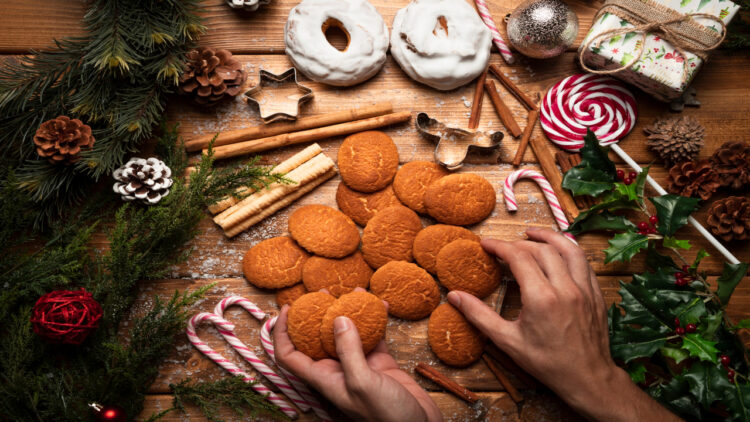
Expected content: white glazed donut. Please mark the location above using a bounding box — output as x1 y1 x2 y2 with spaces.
285 0 389 87
390 0 492 91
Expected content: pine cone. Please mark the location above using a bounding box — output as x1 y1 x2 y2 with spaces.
33 116 95 165
178 47 246 106
710 141 750 191
112 157 173 205
667 160 720 201
644 116 704 166
706 196 750 242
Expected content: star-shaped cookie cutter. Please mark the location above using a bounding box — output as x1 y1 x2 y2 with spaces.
416 112 504 170
244 68 314 124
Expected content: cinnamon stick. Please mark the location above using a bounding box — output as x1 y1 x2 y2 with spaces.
415 362 479 404
528 133 580 221
482 355 524 403
484 344 540 390
468 71 488 130
184 103 393 152
484 80 523 138
200 111 412 162
512 109 539 166
488 64 537 112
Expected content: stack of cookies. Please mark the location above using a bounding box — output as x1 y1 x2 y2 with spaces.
241 130 503 367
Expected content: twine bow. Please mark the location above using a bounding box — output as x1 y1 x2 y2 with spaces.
579 0 727 85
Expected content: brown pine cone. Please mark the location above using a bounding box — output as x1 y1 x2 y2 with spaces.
667 160 720 201
33 116 95 165
710 141 750 191
706 196 750 242
178 47 246 106
644 116 704 166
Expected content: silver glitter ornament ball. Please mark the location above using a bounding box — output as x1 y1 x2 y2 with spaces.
506 0 579 59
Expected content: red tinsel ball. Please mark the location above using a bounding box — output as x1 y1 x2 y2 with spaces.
30 288 103 345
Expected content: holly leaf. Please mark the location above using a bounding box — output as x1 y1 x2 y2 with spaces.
634 166 649 206
681 333 719 363
700 312 723 339
566 211 636 236
650 195 700 237
604 231 649 263
735 319 750 330
649 377 703 420
561 167 615 197
628 362 648 383
725 383 750 422
681 361 734 408
580 130 617 176
691 249 709 271
645 245 679 271
716 262 750 306
619 276 694 329
663 236 691 250
611 325 670 362
673 298 707 325
660 345 690 364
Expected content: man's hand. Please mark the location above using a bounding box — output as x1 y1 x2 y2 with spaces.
274 303 443 422
447 228 681 422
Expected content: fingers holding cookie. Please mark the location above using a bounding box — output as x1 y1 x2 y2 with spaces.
287 291 337 360
320 291 388 358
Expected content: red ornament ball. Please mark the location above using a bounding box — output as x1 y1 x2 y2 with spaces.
30 288 102 345
91 404 127 422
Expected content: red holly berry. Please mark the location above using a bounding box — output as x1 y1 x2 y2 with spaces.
675 278 688 287
638 222 649 231
616 170 625 181
675 272 686 279
649 215 659 226
729 374 735 383
674 317 681 327
624 177 634 185
728 369 736 378
721 355 731 366
686 323 697 333
675 327 686 335
629 171 637 180
648 227 658 234
682 265 690 273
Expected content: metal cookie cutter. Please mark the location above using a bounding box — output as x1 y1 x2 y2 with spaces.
416 112 504 170
244 68 314 124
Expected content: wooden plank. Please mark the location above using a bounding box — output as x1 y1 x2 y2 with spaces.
0 0 600 54
129 276 749 395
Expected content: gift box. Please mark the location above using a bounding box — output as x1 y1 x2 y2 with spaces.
579 0 740 102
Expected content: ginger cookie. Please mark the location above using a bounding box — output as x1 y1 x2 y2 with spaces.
336 182 402 226
436 239 501 298
413 225 481 274
276 283 308 308
302 251 373 297
287 292 337 360
369 261 440 320
320 291 388 358
338 131 399 193
288 205 360 258
423 173 496 225
243 236 309 289
392 161 449 214
428 303 485 367
361 205 422 268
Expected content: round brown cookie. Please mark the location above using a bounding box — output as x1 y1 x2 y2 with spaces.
423 173 496 225
302 251 373 297
392 161 449 214
412 225 481 274
436 239 501 298
320 291 388 358
275 283 308 308
336 183 403 226
361 205 422 268
338 131 399 193
243 236 309 289
369 261 440 320
287 292 336 360
428 303 484 367
288 205 360 258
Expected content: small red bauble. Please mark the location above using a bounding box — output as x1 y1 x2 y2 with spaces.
90 403 127 422
30 288 102 345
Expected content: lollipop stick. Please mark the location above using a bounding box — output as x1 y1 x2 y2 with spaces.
609 144 740 265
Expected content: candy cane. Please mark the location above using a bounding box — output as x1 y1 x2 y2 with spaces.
504 169 576 243
262 316 333 422
185 312 299 418
474 0 515 64
212 297 311 412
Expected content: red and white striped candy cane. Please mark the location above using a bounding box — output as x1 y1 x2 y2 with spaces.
262 316 333 422
504 169 576 243
474 0 514 63
185 312 299 419
212 297 311 412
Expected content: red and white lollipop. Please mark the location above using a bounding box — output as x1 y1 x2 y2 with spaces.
540 73 637 151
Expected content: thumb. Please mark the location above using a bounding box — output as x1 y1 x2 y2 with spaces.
334 316 371 389
447 291 518 350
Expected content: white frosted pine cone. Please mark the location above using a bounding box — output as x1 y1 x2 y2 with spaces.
225 0 270 11
112 157 173 205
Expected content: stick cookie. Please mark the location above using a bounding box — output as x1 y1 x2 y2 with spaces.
428 303 485 367
413 224 480 274
302 251 373 297
436 239 501 299
289 204 360 258
361 205 422 268
243 236 309 289
424 173 496 225
392 161 448 214
338 131 399 193
370 261 440 320
336 182 402 226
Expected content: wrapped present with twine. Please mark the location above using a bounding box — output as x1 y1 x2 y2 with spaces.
579 0 739 102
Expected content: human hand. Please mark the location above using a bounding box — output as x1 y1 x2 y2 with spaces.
447 228 681 422
274 302 443 422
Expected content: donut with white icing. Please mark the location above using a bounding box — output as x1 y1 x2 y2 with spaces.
391 0 492 91
285 0 389 87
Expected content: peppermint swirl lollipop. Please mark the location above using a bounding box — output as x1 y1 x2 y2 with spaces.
540 73 637 151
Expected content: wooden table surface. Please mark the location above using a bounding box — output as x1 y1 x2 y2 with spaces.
2 1 748 421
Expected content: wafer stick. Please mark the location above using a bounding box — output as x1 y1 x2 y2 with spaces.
201 111 411 162
184 103 394 152
208 144 323 214
512 109 539 166
224 168 336 237
216 154 334 230
488 64 537 111
484 80 522 138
